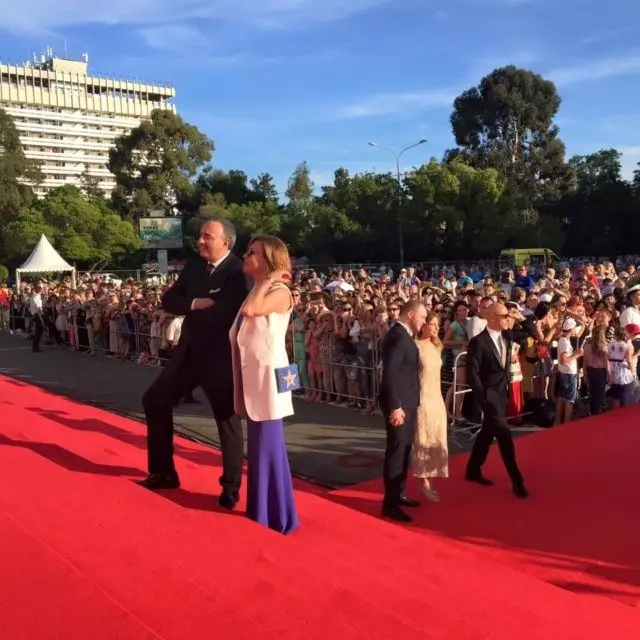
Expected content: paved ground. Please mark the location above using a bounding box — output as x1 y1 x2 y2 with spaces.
0 333 414 487
1 333 529 487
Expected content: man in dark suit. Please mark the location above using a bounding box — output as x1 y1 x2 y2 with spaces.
138 219 250 510
379 300 428 523
465 302 529 498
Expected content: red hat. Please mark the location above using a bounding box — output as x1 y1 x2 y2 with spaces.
625 323 640 336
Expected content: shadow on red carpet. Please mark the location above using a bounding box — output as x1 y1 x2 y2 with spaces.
329 405 640 607
1 375 640 640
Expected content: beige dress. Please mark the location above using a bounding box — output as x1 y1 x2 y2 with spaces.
411 340 449 478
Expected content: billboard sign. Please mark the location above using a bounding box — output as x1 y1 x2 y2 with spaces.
139 217 183 249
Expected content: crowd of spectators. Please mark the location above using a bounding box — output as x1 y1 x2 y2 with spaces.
2 255 640 426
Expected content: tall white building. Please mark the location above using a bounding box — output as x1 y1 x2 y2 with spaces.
0 49 176 197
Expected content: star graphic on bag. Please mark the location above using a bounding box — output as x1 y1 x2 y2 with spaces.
283 370 297 388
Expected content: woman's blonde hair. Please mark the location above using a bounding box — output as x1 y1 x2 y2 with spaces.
422 311 442 348
591 324 608 356
248 235 292 274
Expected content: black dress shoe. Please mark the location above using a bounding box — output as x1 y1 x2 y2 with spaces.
218 492 239 511
513 484 530 499
137 473 180 490
465 472 494 486
382 504 413 523
399 496 421 508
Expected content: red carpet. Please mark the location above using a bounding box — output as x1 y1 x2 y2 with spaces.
0 376 639 640
333 405 640 609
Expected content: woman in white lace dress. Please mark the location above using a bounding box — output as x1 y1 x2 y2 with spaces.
411 311 449 502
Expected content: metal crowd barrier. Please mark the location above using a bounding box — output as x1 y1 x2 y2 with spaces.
288 322 381 410
7 310 585 433
6 311 173 366
446 349 596 449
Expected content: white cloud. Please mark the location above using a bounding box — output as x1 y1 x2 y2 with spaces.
548 52 640 86
580 27 637 47
0 0 392 33
138 25 209 52
334 90 454 120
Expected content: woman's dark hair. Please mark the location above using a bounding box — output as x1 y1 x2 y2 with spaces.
534 301 551 321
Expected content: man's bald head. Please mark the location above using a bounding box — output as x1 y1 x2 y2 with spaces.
486 302 510 331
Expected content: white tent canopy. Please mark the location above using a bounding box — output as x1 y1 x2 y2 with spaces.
15 234 76 288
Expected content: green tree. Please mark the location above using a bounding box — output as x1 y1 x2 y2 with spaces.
450 66 574 206
286 161 314 204
185 193 228 248
109 110 213 219
330 171 398 262
320 168 352 211
250 172 279 203
569 148 622 193
3 186 139 263
196 168 255 205
79 168 104 201
298 201 361 262
404 158 508 259
0 108 41 228
2 206 54 260
554 149 634 255
281 162 315 249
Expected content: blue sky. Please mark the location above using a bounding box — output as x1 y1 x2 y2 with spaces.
1 0 640 197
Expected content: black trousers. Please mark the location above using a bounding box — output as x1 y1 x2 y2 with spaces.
142 347 243 494
466 399 523 486
383 407 417 506
32 315 44 352
586 367 607 415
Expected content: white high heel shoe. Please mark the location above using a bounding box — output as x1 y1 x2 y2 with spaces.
419 484 440 502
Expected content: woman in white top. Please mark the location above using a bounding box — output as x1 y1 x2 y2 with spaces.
607 326 636 410
554 317 583 425
229 235 299 535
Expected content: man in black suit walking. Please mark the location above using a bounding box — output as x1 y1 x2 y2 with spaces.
138 219 250 510
379 300 428 523
465 302 529 498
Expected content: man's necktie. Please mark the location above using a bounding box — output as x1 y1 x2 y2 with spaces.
207 263 215 277
499 336 506 368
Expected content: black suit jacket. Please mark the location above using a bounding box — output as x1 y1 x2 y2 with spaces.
162 253 250 384
379 323 420 414
467 329 512 407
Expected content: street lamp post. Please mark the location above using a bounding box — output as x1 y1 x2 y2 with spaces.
368 139 427 268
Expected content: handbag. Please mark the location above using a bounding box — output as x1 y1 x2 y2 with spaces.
536 342 550 360
275 363 301 393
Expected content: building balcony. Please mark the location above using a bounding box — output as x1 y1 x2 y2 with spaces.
19 137 113 151
14 121 122 139
41 164 112 176
25 150 110 164
0 84 176 116
4 105 140 128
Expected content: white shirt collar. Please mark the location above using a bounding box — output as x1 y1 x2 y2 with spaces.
486 327 502 340
397 321 414 337
211 252 230 269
